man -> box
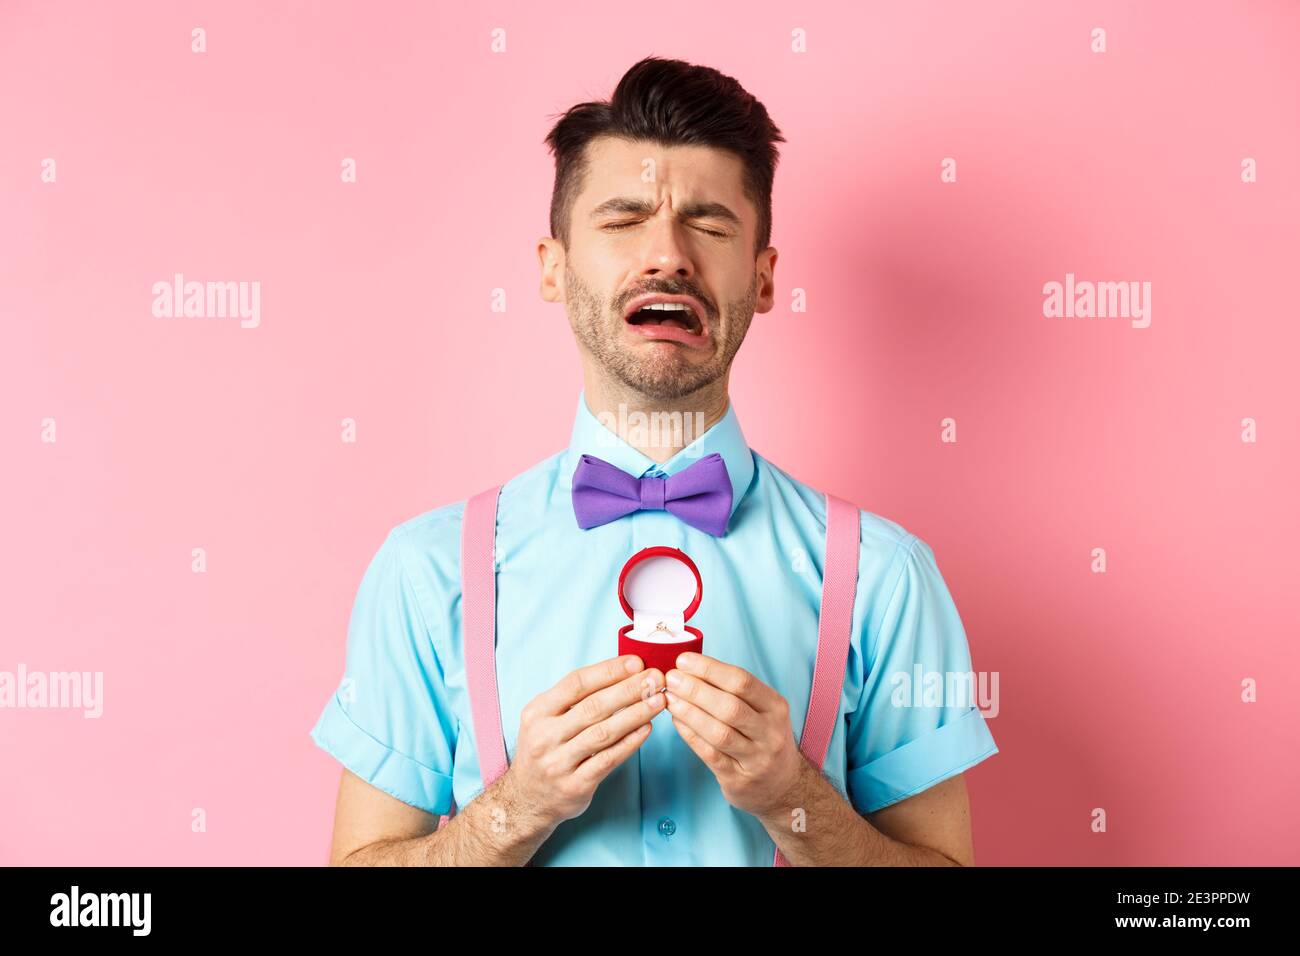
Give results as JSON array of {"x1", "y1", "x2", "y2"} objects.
[{"x1": 310, "y1": 56, "x2": 997, "y2": 866}]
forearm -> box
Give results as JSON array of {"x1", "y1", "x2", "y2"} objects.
[
  {"x1": 340, "y1": 774, "x2": 559, "y2": 866},
  {"x1": 755, "y1": 759, "x2": 960, "y2": 866}
]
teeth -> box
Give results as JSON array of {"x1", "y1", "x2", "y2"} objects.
[{"x1": 635, "y1": 301, "x2": 695, "y2": 316}]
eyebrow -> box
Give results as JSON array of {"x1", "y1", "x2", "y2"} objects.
[{"x1": 587, "y1": 196, "x2": 743, "y2": 228}]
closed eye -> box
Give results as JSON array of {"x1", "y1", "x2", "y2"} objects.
[{"x1": 602, "y1": 221, "x2": 730, "y2": 238}]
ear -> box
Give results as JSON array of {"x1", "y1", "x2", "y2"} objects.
[
  {"x1": 538, "y1": 236, "x2": 566, "y2": 304},
  {"x1": 753, "y1": 246, "x2": 778, "y2": 315}
]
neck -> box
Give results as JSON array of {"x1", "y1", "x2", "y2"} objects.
[{"x1": 583, "y1": 373, "x2": 730, "y2": 465}]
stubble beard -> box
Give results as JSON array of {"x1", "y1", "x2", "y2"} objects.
[{"x1": 565, "y1": 265, "x2": 756, "y2": 403}]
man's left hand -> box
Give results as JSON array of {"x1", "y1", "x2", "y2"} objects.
[{"x1": 664, "y1": 652, "x2": 808, "y2": 818}]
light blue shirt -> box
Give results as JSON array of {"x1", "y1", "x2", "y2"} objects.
[{"x1": 310, "y1": 390, "x2": 998, "y2": 865}]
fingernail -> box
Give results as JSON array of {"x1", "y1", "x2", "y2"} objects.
[
  {"x1": 625, "y1": 657, "x2": 641, "y2": 673},
  {"x1": 666, "y1": 671, "x2": 681, "y2": 689},
  {"x1": 665, "y1": 691, "x2": 677, "y2": 705}
]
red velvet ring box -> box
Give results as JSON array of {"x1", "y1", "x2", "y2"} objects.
[{"x1": 617, "y1": 545, "x2": 704, "y2": 677}]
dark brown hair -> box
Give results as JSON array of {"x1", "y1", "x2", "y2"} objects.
[{"x1": 544, "y1": 57, "x2": 785, "y2": 255}]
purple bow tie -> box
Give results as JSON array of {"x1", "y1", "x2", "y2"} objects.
[{"x1": 571, "y1": 453, "x2": 733, "y2": 536}]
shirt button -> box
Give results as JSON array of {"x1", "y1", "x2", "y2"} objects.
[{"x1": 658, "y1": 817, "x2": 676, "y2": 838}]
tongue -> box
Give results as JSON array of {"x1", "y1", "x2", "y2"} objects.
[{"x1": 631, "y1": 309, "x2": 693, "y2": 331}]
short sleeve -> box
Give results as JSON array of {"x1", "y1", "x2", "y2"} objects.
[
  {"x1": 309, "y1": 529, "x2": 457, "y2": 815},
  {"x1": 844, "y1": 535, "x2": 998, "y2": 814}
]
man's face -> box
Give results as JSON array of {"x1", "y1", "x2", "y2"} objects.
[{"x1": 540, "y1": 136, "x2": 776, "y2": 401}]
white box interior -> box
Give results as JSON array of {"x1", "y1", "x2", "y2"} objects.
[{"x1": 623, "y1": 553, "x2": 697, "y2": 643}]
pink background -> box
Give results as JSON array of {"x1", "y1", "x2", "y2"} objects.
[{"x1": 2, "y1": 1, "x2": 1297, "y2": 865}]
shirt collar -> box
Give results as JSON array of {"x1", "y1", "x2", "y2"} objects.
[{"x1": 561, "y1": 389, "x2": 756, "y2": 526}]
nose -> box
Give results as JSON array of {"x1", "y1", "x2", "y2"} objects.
[{"x1": 638, "y1": 217, "x2": 695, "y2": 281}]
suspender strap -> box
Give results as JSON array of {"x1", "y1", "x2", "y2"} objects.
[
  {"x1": 773, "y1": 492, "x2": 861, "y2": 867},
  {"x1": 437, "y1": 484, "x2": 506, "y2": 835},
  {"x1": 439, "y1": 485, "x2": 506, "y2": 831},
  {"x1": 450, "y1": 484, "x2": 538, "y2": 868},
  {"x1": 462, "y1": 485, "x2": 509, "y2": 791}
]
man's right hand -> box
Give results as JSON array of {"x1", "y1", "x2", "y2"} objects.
[
  {"x1": 326, "y1": 655, "x2": 665, "y2": 866},
  {"x1": 505, "y1": 654, "x2": 665, "y2": 826}
]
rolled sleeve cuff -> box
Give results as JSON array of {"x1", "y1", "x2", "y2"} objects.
[
  {"x1": 846, "y1": 706, "x2": 998, "y2": 814},
  {"x1": 310, "y1": 693, "x2": 454, "y2": 815}
]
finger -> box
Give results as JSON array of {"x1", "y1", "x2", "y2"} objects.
[
  {"x1": 564, "y1": 686, "x2": 666, "y2": 766},
  {"x1": 670, "y1": 711, "x2": 734, "y2": 774},
  {"x1": 535, "y1": 655, "x2": 643, "y2": 716},
  {"x1": 556, "y1": 669, "x2": 665, "y2": 744},
  {"x1": 665, "y1": 666, "x2": 762, "y2": 740},
  {"x1": 572, "y1": 717, "x2": 655, "y2": 788},
  {"x1": 676, "y1": 653, "x2": 779, "y2": 711},
  {"x1": 665, "y1": 689, "x2": 751, "y2": 761}
]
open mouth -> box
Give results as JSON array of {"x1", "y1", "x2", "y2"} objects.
[{"x1": 623, "y1": 298, "x2": 706, "y2": 336}]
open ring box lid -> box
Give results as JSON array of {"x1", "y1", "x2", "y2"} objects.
[{"x1": 618, "y1": 546, "x2": 702, "y2": 647}]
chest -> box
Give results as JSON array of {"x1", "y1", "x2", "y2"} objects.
[{"x1": 488, "y1": 512, "x2": 828, "y2": 762}]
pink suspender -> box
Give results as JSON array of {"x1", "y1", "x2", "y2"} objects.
[
  {"x1": 773, "y1": 491, "x2": 860, "y2": 866},
  {"x1": 442, "y1": 485, "x2": 861, "y2": 869},
  {"x1": 462, "y1": 485, "x2": 511, "y2": 792},
  {"x1": 435, "y1": 484, "x2": 505, "y2": 831}
]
